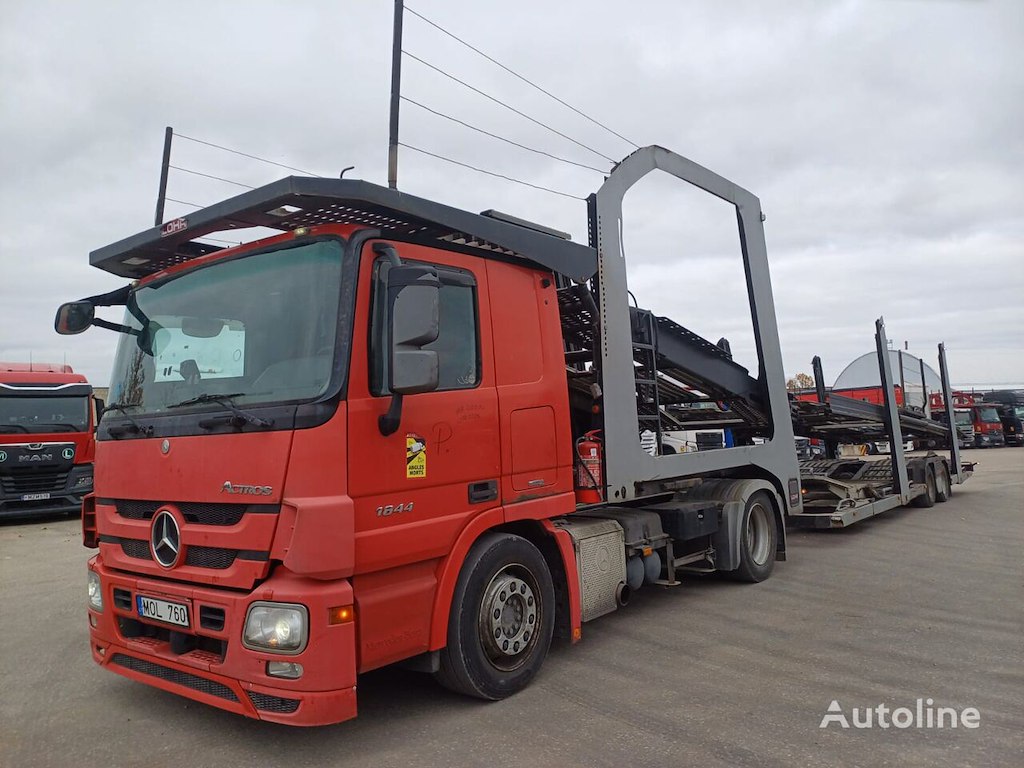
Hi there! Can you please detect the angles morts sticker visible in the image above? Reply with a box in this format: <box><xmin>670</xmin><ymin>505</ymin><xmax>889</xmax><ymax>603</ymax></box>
<box><xmin>406</xmin><ymin>433</ymin><xmax>426</xmax><ymax>479</ymax></box>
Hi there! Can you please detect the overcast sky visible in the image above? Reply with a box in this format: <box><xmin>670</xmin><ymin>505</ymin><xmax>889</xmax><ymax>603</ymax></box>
<box><xmin>1</xmin><ymin>0</ymin><xmax>1021</xmax><ymax>390</ymax></box>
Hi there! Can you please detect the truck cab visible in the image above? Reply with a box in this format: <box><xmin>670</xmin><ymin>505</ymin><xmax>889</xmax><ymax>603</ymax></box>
<box><xmin>970</xmin><ymin>404</ymin><xmax>1005</xmax><ymax>447</ymax></box>
<box><xmin>982</xmin><ymin>391</ymin><xmax>1023</xmax><ymax>447</ymax></box>
<box><xmin>0</xmin><ymin>363</ymin><xmax>96</xmax><ymax>518</ymax></box>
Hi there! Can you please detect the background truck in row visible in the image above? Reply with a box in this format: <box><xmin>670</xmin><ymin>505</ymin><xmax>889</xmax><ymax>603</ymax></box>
<box><xmin>929</xmin><ymin>391</ymin><xmax>1006</xmax><ymax>448</ymax></box>
<box><xmin>0</xmin><ymin>363</ymin><xmax>97</xmax><ymax>519</ymax></box>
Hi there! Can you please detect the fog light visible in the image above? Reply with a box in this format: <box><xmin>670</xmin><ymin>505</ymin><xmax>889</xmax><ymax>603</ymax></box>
<box><xmin>87</xmin><ymin>570</ymin><xmax>103</xmax><ymax>611</ymax></box>
<box><xmin>73</xmin><ymin>473</ymin><xmax>93</xmax><ymax>489</ymax></box>
<box><xmin>243</xmin><ymin>602</ymin><xmax>308</xmax><ymax>653</ymax></box>
<box><xmin>267</xmin><ymin>661</ymin><xmax>304</xmax><ymax>679</ymax></box>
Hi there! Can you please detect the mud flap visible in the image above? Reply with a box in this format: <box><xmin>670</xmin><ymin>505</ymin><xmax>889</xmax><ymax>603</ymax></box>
<box><xmin>712</xmin><ymin>501</ymin><xmax>745</xmax><ymax>572</ymax></box>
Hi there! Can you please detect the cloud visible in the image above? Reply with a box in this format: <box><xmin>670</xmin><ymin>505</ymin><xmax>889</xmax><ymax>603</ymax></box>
<box><xmin>1</xmin><ymin>0</ymin><xmax>1021</xmax><ymax>389</ymax></box>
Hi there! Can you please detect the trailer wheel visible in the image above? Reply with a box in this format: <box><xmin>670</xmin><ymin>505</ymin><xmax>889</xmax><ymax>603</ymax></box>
<box><xmin>935</xmin><ymin>465</ymin><xmax>952</xmax><ymax>503</ymax></box>
<box><xmin>436</xmin><ymin>533</ymin><xmax>554</xmax><ymax>701</ymax></box>
<box><xmin>912</xmin><ymin>467</ymin><xmax>937</xmax><ymax>508</ymax></box>
<box><xmin>732</xmin><ymin>491</ymin><xmax>777</xmax><ymax>583</ymax></box>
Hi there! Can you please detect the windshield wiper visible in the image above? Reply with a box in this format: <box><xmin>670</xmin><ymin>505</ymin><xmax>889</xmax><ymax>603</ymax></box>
<box><xmin>104</xmin><ymin>403</ymin><xmax>153</xmax><ymax>437</ymax></box>
<box><xmin>168</xmin><ymin>393</ymin><xmax>273</xmax><ymax>429</ymax></box>
<box><xmin>33</xmin><ymin>422</ymin><xmax>81</xmax><ymax>432</ymax></box>
<box><xmin>0</xmin><ymin>424</ymin><xmax>29</xmax><ymax>433</ymax></box>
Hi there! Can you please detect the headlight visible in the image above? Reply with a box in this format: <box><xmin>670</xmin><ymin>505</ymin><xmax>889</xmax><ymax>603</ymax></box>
<box><xmin>73</xmin><ymin>472</ymin><xmax>93</xmax><ymax>489</ymax></box>
<box><xmin>242</xmin><ymin>602</ymin><xmax>308</xmax><ymax>654</ymax></box>
<box><xmin>87</xmin><ymin>570</ymin><xmax>103</xmax><ymax>611</ymax></box>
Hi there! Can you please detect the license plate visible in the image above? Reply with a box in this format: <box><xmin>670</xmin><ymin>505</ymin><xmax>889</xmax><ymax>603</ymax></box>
<box><xmin>137</xmin><ymin>595</ymin><xmax>190</xmax><ymax>628</ymax></box>
<box><xmin>21</xmin><ymin>492</ymin><xmax>51</xmax><ymax>501</ymax></box>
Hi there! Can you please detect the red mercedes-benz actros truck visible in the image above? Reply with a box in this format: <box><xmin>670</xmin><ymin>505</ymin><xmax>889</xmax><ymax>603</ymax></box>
<box><xmin>0</xmin><ymin>363</ymin><xmax>97</xmax><ymax>519</ymax></box>
<box><xmin>57</xmin><ymin>146</ymin><xmax>811</xmax><ymax>725</ymax></box>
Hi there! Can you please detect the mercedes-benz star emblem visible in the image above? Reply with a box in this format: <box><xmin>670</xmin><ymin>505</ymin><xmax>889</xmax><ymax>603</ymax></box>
<box><xmin>150</xmin><ymin>510</ymin><xmax>182</xmax><ymax>568</ymax></box>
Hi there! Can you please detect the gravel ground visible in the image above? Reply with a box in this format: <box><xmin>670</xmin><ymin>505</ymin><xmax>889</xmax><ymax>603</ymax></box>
<box><xmin>1</xmin><ymin>447</ymin><xmax>1020</xmax><ymax>768</ymax></box>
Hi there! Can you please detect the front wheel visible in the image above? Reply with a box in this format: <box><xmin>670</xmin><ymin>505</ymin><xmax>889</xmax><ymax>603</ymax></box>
<box><xmin>436</xmin><ymin>533</ymin><xmax>555</xmax><ymax>700</ymax></box>
<box><xmin>731</xmin><ymin>491</ymin><xmax>778</xmax><ymax>583</ymax></box>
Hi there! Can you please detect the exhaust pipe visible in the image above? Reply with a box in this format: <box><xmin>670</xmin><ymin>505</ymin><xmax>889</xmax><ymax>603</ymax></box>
<box><xmin>615</xmin><ymin>581</ymin><xmax>631</xmax><ymax>607</ymax></box>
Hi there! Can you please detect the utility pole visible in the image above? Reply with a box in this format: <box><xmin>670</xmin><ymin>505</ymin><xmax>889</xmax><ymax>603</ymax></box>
<box><xmin>155</xmin><ymin>126</ymin><xmax>173</xmax><ymax>226</ymax></box>
<box><xmin>388</xmin><ymin>0</ymin><xmax>404</xmax><ymax>189</ymax></box>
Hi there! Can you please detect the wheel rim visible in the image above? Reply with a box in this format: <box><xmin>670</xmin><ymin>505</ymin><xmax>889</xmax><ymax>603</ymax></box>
<box><xmin>478</xmin><ymin>563</ymin><xmax>541</xmax><ymax>672</ymax></box>
<box><xmin>745</xmin><ymin>502</ymin><xmax>773</xmax><ymax>566</ymax></box>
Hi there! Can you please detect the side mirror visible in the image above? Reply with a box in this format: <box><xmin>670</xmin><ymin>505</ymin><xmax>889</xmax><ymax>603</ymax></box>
<box><xmin>387</xmin><ymin>266</ymin><xmax>440</xmax><ymax>395</ymax></box>
<box><xmin>54</xmin><ymin>301</ymin><xmax>95</xmax><ymax>335</ymax></box>
<box><xmin>93</xmin><ymin>397</ymin><xmax>105</xmax><ymax>432</ymax></box>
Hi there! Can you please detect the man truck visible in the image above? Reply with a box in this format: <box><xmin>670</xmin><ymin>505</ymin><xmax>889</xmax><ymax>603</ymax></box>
<box><xmin>55</xmin><ymin>145</ymin><xmax>960</xmax><ymax>725</ymax></box>
<box><xmin>0</xmin><ymin>362</ymin><xmax>97</xmax><ymax>519</ymax></box>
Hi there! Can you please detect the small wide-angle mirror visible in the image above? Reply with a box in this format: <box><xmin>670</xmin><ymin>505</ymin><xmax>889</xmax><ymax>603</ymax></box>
<box><xmin>54</xmin><ymin>301</ymin><xmax>95</xmax><ymax>335</ymax></box>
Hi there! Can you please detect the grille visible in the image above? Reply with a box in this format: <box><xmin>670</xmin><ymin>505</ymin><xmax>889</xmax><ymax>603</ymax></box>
<box><xmin>120</xmin><ymin>539</ymin><xmax>152</xmax><ymax>560</ymax></box>
<box><xmin>117</xmin><ymin>538</ymin><xmax>239</xmax><ymax>570</ymax></box>
<box><xmin>184</xmin><ymin>546</ymin><xmax>237</xmax><ymax>569</ymax></box>
<box><xmin>1</xmin><ymin>470</ymin><xmax>69</xmax><ymax>494</ymax></box>
<box><xmin>110</xmin><ymin>653</ymin><xmax>238</xmax><ymax>702</ymax></box>
<box><xmin>247</xmin><ymin>691</ymin><xmax>300</xmax><ymax>714</ymax></box>
<box><xmin>112</xmin><ymin>499</ymin><xmax>273</xmax><ymax>525</ymax></box>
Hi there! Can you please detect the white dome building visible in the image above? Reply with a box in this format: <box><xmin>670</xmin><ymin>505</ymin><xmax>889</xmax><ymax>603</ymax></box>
<box><xmin>833</xmin><ymin>350</ymin><xmax>941</xmax><ymax>410</ymax></box>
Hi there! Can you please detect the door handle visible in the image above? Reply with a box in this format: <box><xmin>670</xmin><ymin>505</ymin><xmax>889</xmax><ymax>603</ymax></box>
<box><xmin>468</xmin><ymin>480</ymin><xmax>498</xmax><ymax>504</ymax></box>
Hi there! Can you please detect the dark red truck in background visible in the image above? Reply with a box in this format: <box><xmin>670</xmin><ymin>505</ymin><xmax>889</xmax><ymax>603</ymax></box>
<box><xmin>0</xmin><ymin>363</ymin><xmax>98</xmax><ymax>519</ymax></box>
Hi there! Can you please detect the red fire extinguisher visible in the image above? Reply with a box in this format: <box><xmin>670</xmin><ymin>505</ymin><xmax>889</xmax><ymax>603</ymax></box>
<box><xmin>575</xmin><ymin>430</ymin><xmax>604</xmax><ymax>504</ymax></box>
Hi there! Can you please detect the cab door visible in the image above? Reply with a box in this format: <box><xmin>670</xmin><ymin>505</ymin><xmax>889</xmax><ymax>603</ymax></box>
<box><xmin>347</xmin><ymin>239</ymin><xmax>500</xmax><ymax>662</ymax></box>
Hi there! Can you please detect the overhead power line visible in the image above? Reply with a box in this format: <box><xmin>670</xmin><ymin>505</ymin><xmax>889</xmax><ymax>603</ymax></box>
<box><xmin>405</xmin><ymin>5</ymin><xmax>638</xmax><ymax>150</ymax></box>
<box><xmin>176</xmin><ymin>133</ymin><xmax>322</xmax><ymax>177</ymax></box>
<box><xmin>168</xmin><ymin>165</ymin><xmax>255</xmax><ymax>189</ymax></box>
<box><xmin>165</xmin><ymin>197</ymin><xmax>203</xmax><ymax>209</ymax></box>
<box><xmin>402</xmin><ymin>96</ymin><xmax>607</xmax><ymax>174</ymax></box>
<box><xmin>403</xmin><ymin>49</ymin><xmax>616</xmax><ymax>165</ymax></box>
<box><xmin>400</xmin><ymin>142</ymin><xmax>585</xmax><ymax>200</ymax></box>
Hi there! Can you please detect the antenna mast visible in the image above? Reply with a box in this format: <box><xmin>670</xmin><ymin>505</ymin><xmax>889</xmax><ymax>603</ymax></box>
<box><xmin>155</xmin><ymin>126</ymin><xmax>173</xmax><ymax>225</ymax></box>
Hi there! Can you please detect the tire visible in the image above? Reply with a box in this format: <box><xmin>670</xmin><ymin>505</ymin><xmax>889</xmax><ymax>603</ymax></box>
<box><xmin>935</xmin><ymin>464</ymin><xmax>952</xmax><ymax>503</ymax></box>
<box><xmin>912</xmin><ymin>467</ymin><xmax>937</xmax><ymax>508</ymax></box>
<box><xmin>731</xmin><ymin>491</ymin><xmax>777</xmax><ymax>583</ymax></box>
<box><xmin>435</xmin><ymin>533</ymin><xmax>555</xmax><ymax>701</ymax></box>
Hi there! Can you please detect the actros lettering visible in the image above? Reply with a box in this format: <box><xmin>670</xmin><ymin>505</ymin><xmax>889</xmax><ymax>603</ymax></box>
<box><xmin>221</xmin><ymin>481</ymin><xmax>273</xmax><ymax>496</ymax></box>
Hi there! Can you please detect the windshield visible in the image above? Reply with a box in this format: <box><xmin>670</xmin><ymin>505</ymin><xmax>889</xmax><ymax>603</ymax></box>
<box><xmin>976</xmin><ymin>407</ymin><xmax>1000</xmax><ymax>423</ymax></box>
<box><xmin>954</xmin><ymin>411</ymin><xmax>972</xmax><ymax>426</ymax></box>
<box><xmin>1014</xmin><ymin>406</ymin><xmax>1024</xmax><ymax>420</ymax></box>
<box><xmin>107</xmin><ymin>238</ymin><xmax>345</xmax><ymax>416</ymax></box>
<box><xmin>0</xmin><ymin>395</ymin><xmax>89</xmax><ymax>433</ymax></box>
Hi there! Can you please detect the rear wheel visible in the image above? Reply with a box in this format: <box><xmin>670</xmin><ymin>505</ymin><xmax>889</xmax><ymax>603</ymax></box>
<box><xmin>912</xmin><ymin>467</ymin><xmax>937</xmax><ymax>508</ymax></box>
<box><xmin>935</xmin><ymin>464</ymin><xmax>952</xmax><ymax>503</ymax></box>
<box><xmin>731</xmin><ymin>491</ymin><xmax>777</xmax><ymax>583</ymax></box>
<box><xmin>436</xmin><ymin>533</ymin><xmax>555</xmax><ymax>700</ymax></box>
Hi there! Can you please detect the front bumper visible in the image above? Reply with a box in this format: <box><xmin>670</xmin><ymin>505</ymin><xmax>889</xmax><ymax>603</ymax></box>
<box><xmin>0</xmin><ymin>464</ymin><xmax>91</xmax><ymax>519</ymax></box>
<box><xmin>974</xmin><ymin>433</ymin><xmax>1005</xmax><ymax>447</ymax></box>
<box><xmin>87</xmin><ymin>556</ymin><xmax>357</xmax><ymax>726</ymax></box>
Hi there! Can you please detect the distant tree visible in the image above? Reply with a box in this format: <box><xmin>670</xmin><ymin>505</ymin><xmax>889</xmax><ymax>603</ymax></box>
<box><xmin>787</xmin><ymin>372</ymin><xmax>815</xmax><ymax>391</ymax></box>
